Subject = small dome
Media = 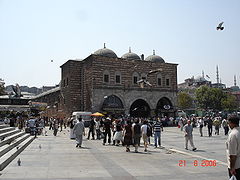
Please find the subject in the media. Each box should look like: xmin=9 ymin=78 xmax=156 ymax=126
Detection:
xmin=93 ymin=43 xmax=117 ymax=58
xmin=195 ymin=76 xmax=207 ymax=82
xmin=121 ymin=47 xmax=141 ymax=60
xmin=145 ymin=50 xmax=165 ymax=63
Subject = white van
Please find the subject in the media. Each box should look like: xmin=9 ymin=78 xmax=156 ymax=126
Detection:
xmin=177 ymin=110 xmax=187 ymax=118
xmin=72 ymin=111 xmax=92 ymax=127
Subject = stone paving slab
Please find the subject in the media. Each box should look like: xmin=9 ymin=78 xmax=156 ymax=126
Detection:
xmin=0 ymin=127 xmax=229 ymax=180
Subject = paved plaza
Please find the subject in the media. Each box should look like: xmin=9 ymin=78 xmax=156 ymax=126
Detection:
xmin=0 ymin=126 xmax=229 ymax=180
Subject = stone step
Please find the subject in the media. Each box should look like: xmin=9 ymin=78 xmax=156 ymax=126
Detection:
xmin=0 ymin=127 xmax=16 ymax=134
xmin=0 ymin=125 xmax=9 ymax=129
xmin=0 ymin=136 xmax=34 ymax=171
xmin=0 ymin=129 xmax=21 ymax=140
xmin=0 ymin=131 xmax=26 ymax=147
xmin=0 ymin=134 xmax=30 ymax=158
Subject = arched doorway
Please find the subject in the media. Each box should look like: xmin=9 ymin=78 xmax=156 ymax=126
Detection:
xmin=102 ymin=95 xmax=124 ymax=116
xmin=130 ymin=99 xmax=150 ymax=117
xmin=155 ymin=97 xmax=173 ymax=117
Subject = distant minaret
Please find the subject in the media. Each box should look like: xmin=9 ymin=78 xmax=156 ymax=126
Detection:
xmin=234 ymin=75 xmax=237 ymax=86
xmin=216 ymin=65 xmax=219 ymax=84
xmin=202 ymin=70 xmax=204 ymax=78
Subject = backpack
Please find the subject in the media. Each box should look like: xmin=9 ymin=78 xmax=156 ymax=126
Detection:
xmin=134 ymin=124 xmax=141 ymax=134
xmin=147 ymin=125 xmax=152 ymax=137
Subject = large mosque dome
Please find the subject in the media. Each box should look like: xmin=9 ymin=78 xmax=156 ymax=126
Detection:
xmin=93 ymin=44 xmax=118 ymax=58
xmin=145 ymin=50 xmax=165 ymax=63
xmin=121 ymin=48 xmax=141 ymax=60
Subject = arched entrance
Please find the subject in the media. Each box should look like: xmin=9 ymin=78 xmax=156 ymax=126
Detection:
xmin=130 ymin=99 xmax=150 ymax=117
xmin=102 ymin=95 xmax=124 ymax=116
xmin=155 ymin=97 xmax=173 ymax=117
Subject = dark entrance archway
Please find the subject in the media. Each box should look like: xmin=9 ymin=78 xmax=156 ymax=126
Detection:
xmin=155 ymin=97 xmax=173 ymax=117
xmin=130 ymin=99 xmax=150 ymax=117
xmin=102 ymin=95 xmax=124 ymax=116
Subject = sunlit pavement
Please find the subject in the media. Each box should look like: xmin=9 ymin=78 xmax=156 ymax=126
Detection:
xmin=0 ymin=126 xmax=229 ymax=180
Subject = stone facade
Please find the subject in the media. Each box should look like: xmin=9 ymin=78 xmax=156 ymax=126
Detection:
xmin=61 ymin=52 xmax=178 ymax=118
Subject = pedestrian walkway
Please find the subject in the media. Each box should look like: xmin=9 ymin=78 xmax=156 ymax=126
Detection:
xmin=0 ymin=126 xmax=228 ymax=180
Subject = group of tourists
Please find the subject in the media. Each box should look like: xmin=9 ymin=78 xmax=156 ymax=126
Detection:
xmin=178 ymin=116 xmax=229 ymax=137
xmin=2 ymin=112 xmax=240 ymax=179
xmin=178 ymin=115 xmax=230 ymax=152
xmin=69 ymin=116 xmax=164 ymax=152
xmin=178 ymin=115 xmax=240 ymax=180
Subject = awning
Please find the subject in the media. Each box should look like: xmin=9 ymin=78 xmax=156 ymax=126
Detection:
xmin=0 ymin=105 xmax=30 ymax=112
xmin=91 ymin=112 xmax=104 ymax=117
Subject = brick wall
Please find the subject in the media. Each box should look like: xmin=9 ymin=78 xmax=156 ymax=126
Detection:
xmin=60 ymin=55 xmax=178 ymax=117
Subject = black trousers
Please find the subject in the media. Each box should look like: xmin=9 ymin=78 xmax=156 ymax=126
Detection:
xmin=229 ymin=168 xmax=240 ymax=180
xmin=88 ymin=128 xmax=95 ymax=139
xmin=96 ymin=129 xmax=101 ymax=139
xmin=208 ymin=125 xmax=212 ymax=136
xmin=224 ymin=127 xmax=229 ymax=135
xmin=103 ymin=130 xmax=111 ymax=144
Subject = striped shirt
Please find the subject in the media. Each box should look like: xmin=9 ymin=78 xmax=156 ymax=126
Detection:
xmin=153 ymin=122 xmax=162 ymax=132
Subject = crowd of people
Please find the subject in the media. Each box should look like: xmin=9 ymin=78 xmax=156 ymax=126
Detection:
xmin=69 ymin=116 xmax=164 ymax=153
xmin=2 ymin=115 xmax=67 ymax=138
xmin=178 ymin=116 xmax=229 ymax=137
xmin=1 ymin=113 xmax=240 ymax=179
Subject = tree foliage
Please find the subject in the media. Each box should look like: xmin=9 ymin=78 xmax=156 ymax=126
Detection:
xmin=177 ymin=92 xmax=193 ymax=110
xmin=195 ymin=86 xmax=211 ymax=110
xmin=221 ymin=93 xmax=238 ymax=111
xmin=195 ymin=85 xmax=238 ymax=111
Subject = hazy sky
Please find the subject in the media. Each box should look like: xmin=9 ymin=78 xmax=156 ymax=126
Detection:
xmin=0 ymin=0 xmax=239 ymax=88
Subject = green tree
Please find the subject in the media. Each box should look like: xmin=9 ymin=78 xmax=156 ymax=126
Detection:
xmin=221 ymin=93 xmax=238 ymax=111
xmin=195 ymin=86 xmax=239 ymax=112
xmin=209 ymin=88 xmax=225 ymax=111
xmin=195 ymin=86 xmax=212 ymax=110
xmin=177 ymin=92 xmax=193 ymax=110
xmin=195 ymin=86 xmax=226 ymax=111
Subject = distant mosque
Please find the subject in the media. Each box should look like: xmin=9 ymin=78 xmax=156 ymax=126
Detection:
xmin=178 ymin=65 xmax=226 ymax=90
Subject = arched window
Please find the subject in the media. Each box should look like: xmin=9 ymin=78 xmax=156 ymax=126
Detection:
xmin=103 ymin=70 xmax=110 ymax=84
xmin=157 ymin=73 xmax=162 ymax=87
xmin=115 ymin=71 xmax=121 ymax=84
xmin=165 ymin=75 xmax=171 ymax=87
xmin=132 ymin=72 xmax=139 ymax=85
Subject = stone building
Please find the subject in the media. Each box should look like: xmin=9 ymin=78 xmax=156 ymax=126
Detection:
xmin=60 ymin=46 xmax=178 ymax=118
xmin=32 ymin=87 xmax=65 ymax=118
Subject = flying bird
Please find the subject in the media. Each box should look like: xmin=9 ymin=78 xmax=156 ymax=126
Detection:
xmin=137 ymin=79 xmax=144 ymax=84
xmin=133 ymin=108 xmax=138 ymax=111
xmin=147 ymin=68 xmax=163 ymax=75
xmin=145 ymin=80 xmax=152 ymax=87
xmin=216 ymin=22 xmax=224 ymax=31
xmin=137 ymin=79 xmax=152 ymax=88
xmin=51 ymin=60 xmax=54 ymax=62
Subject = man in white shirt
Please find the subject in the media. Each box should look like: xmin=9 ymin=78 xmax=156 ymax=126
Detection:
xmin=198 ymin=118 xmax=204 ymax=137
xmin=226 ymin=116 xmax=240 ymax=179
xmin=222 ymin=118 xmax=229 ymax=135
xmin=184 ymin=120 xmax=197 ymax=151
xmin=73 ymin=117 xmax=85 ymax=148
xmin=141 ymin=120 xmax=148 ymax=152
